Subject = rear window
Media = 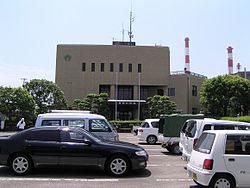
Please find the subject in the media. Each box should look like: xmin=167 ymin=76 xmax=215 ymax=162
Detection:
xmin=181 ymin=122 xmax=188 ymax=133
xmin=194 ymin=133 xmax=215 ymax=154
xmin=151 ymin=121 xmax=159 ymax=128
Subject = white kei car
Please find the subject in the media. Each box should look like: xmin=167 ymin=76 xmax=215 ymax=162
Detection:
xmin=187 ymin=130 xmax=250 ymax=188
xmin=137 ymin=119 xmax=160 ymax=144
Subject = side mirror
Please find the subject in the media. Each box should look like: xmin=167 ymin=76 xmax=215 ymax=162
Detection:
xmin=83 ymin=138 xmax=92 ymax=145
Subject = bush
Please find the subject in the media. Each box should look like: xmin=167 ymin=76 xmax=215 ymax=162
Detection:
xmin=110 ymin=120 xmax=142 ymax=132
xmin=220 ymin=116 xmax=250 ymax=123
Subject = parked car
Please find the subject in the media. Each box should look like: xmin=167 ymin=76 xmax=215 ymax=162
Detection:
xmin=35 ymin=111 xmax=119 ymax=141
xmin=158 ymin=114 xmax=204 ymax=154
xmin=187 ymin=130 xmax=250 ymax=188
xmin=179 ymin=119 xmax=250 ymax=162
xmin=0 ymin=126 xmax=148 ymax=176
xmin=137 ymin=119 xmax=160 ymax=144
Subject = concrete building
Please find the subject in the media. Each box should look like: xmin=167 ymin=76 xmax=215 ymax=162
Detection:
xmin=55 ymin=42 xmax=206 ymax=120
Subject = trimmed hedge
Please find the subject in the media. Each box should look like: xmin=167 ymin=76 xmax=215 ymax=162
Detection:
xmin=110 ymin=120 xmax=142 ymax=132
xmin=220 ymin=116 xmax=250 ymax=123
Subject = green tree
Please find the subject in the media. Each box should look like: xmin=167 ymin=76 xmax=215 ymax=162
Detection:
xmin=200 ymin=75 xmax=250 ymax=117
xmin=0 ymin=87 xmax=36 ymax=128
xmin=146 ymin=95 xmax=176 ymax=118
xmin=73 ymin=93 xmax=109 ymax=117
xmin=24 ymin=79 xmax=68 ymax=114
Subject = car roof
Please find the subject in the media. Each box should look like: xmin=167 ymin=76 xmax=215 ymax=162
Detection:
xmin=37 ymin=112 xmax=106 ymax=119
xmin=144 ymin=119 xmax=160 ymax=123
xmin=204 ymin=129 xmax=250 ymax=135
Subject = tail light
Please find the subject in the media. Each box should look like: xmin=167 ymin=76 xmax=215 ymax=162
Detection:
xmin=203 ymin=159 xmax=213 ymax=170
xmin=138 ymin=129 xmax=143 ymax=132
xmin=193 ymin=138 xmax=198 ymax=148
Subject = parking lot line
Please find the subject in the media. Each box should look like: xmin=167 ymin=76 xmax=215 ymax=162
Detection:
xmin=0 ymin=178 xmax=119 ymax=182
xmin=156 ymin=178 xmax=192 ymax=182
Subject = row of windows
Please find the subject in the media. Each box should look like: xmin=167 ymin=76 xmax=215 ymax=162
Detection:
xmin=82 ymin=63 xmax=142 ymax=73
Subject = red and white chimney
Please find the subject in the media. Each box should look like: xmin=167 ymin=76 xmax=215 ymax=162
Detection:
xmin=227 ymin=46 xmax=233 ymax=74
xmin=184 ymin=37 xmax=190 ymax=73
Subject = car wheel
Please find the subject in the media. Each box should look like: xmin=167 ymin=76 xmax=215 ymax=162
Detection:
xmin=11 ymin=154 xmax=32 ymax=175
xmin=209 ymin=174 xmax=235 ymax=188
xmin=147 ymin=135 xmax=157 ymax=144
xmin=171 ymin=144 xmax=181 ymax=155
xmin=106 ymin=155 xmax=130 ymax=176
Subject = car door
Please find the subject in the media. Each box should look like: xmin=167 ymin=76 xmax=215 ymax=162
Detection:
xmin=185 ymin=121 xmax=197 ymax=156
xmin=224 ymin=135 xmax=250 ymax=186
xmin=58 ymin=129 xmax=100 ymax=166
xmin=24 ymin=130 xmax=61 ymax=165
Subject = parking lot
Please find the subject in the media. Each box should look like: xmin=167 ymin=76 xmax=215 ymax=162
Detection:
xmin=0 ymin=132 xmax=198 ymax=188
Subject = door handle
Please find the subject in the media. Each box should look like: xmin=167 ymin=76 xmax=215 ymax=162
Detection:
xmin=228 ymin=158 xmax=235 ymax=162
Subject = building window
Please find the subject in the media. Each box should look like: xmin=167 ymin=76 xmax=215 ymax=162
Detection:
xmin=128 ymin=64 xmax=132 ymax=72
xmin=192 ymin=85 xmax=197 ymax=96
xmin=119 ymin=63 xmax=123 ymax=72
xmin=168 ymin=88 xmax=175 ymax=96
xmin=138 ymin=64 xmax=142 ymax=73
xmin=157 ymin=89 xmax=164 ymax=96
xmin=140 ymin=87 xmax=148 ymax=100
xmin=99 ymin=85 xmax=110 ymax=97
xmin=82 ymin=63 xmax=86 ymax=72
xmin=118 ymin=86 xmax=133 ymax=100
xmin=101 ymin=63 xmax=104 ymax=72
xmin=91 ymin=63 xmax=95 ymax=72
xmin=110 ymin=63 xmax=114 ymax=72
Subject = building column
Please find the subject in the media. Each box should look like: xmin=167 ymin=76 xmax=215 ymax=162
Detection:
xmin=110 ymin=85 xmax=115 ymax=99
xmin=134 ymin=85 xmax=138 ymax=100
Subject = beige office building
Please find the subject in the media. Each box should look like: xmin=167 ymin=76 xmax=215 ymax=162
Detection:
xmin=56 ymin=42 xmax=206 ymax=120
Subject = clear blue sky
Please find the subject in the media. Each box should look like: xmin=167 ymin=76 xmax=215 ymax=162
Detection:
xmin=1 ymin=0 xmax=249 ymax=87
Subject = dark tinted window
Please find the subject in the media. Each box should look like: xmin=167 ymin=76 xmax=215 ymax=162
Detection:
xmin=203 ymin=124 xmax=211 ymax=131
xmin=181 ymin=122 xmax=188 ymax=133
xmin=151 ymin=121 xmax=159 ymax=128
xmin=186 ymin=121 xmax=197 ymax=138
xmin=119 ymin=63 xmax=123 ymax=72
xmin=101 ymin=63 xmax=104 ymax=72
xmin=141 ymin=122 xmax=150 ymax=128
xmin=91 ymin=63 xmax=95 ymax=72
xmin=213 ymin=124 xmax=235 ymax=130
xmin=26 ymin=130 xmax=59 ymax=141
xmin=225 ymin=135 xmax=250 ymax=155
xmin=194 ymin=133 xmax=215 ymax=154
xmin=138 ymin=64 xmax=142 ymax=73
xmin=238 ymin=125 xmax=250 ymax=130
xmin=82 ymin=63 xmax=86 ymax=72
xmin=110 ymin=63 xmax=114 ymax=72
xmin=41 ymin=120 xmax=61 ymax=126
xmin=128 ymin=64 xmax=132 ymax=72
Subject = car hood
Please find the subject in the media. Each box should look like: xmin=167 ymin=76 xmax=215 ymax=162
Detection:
xmin=100 ymin=140 xmax=145 ymax=151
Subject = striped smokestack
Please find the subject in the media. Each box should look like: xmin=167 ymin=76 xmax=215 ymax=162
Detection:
xmin=184 ymin=37 xmax=190 ymax=73
xmin=227 ymin=46 xmax=233 ymax=74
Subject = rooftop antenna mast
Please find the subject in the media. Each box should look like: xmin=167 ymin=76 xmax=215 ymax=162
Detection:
xmin=128 ymin=5 xmax=135 ymax=43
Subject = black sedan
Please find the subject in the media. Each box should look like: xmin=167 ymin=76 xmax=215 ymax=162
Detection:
xmin=0 ymin=126 xmax=148 ymax=176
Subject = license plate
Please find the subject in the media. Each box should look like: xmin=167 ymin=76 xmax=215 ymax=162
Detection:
xmin=192 ymin=173 xmax=197 ymax=181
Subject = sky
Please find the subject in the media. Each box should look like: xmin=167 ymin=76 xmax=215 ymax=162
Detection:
xmin=0 ymin=0 xmax=250 ymax=87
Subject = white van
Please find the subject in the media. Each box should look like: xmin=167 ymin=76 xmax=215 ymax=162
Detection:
xmin=35 ymin=111 xmax=119 ymax=141
xmin=188 ymin=130 xmax=250 ymax=188
xmin=179 ymin=119 xmax=250 ymax=161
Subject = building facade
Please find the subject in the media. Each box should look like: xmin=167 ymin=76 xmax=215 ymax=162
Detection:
xmin=56 ymin=43 xmax=206 ymax=120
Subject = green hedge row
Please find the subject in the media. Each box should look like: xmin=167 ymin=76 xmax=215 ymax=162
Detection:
xmin=110 ymin=120 xmax=143 ymax=132
xmin=220 ymin=116 xmax=250 ymax=123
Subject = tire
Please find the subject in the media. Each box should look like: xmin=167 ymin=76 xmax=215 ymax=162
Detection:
xmin=209 ymin=174 xmax=235 ymax=188
xmin=10 ymin=154 xmax=32 ymax=175
xmin=171 ymin=144 xmax=181 ymax=155
xmin=146 ymin=135 xmax=157 ymax=144
xmin=106 ymin=155 xmax=130 ymax=176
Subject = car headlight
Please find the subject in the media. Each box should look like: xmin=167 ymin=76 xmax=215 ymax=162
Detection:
xmin=135 ymin=150 xmax=147 ymax=157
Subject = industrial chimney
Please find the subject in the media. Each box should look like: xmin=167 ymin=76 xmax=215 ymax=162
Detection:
xmin=184 ymin=37 xmax=190 ymax=73
xmin=227 ymin=46 xmax=233 ymax=74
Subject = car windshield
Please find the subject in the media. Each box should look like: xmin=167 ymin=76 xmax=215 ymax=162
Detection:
xmin=194 ymin=133 xmax=215 ymax=154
